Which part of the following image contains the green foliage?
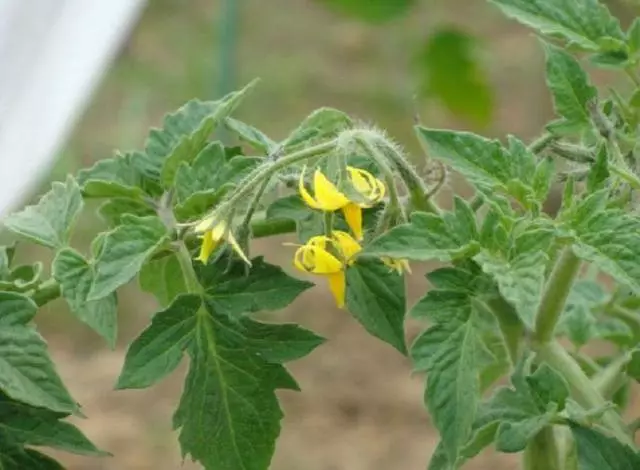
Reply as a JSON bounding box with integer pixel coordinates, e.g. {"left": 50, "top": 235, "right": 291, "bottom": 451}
{"left": 416, "top": 27, "right": 494, "bottom": 126}
{"left": 315, "top": 0, "right": 415, "bottom": 23}
{"left": 571, "top": 423, "right": 640, "bottom": 469}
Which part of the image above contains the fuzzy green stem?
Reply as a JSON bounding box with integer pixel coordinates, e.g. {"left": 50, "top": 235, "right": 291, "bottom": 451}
{"left": 528, "top": 133, "right": 556, "bottom": 154}
{"left": 486, "top": 296, "right": 523, "bottom": 366}
{"left": 218, "top": 139, "right": 337, "bottom": 217}
{"left": 249, "top": 217, "right": 296, "bottom": 238}
{"left": 534, "top": 248, "right": 581, "bottom": 343}
{"left": 26, "top": 278, "right": 61, "bottom": 307}
{"left": 536, "top": 341, "right": 633, "bottom": 447}
{"left": 523, "top": 426, "right": 562, "bottom": 470}
{"left": 609, "top": 163, "right": 640, "bottom": 190}
{"left": 176, "top": 243, "right": 203, "bottom": 294}
{"left": 592, "top": 353, "right": 631, "bottom": 400}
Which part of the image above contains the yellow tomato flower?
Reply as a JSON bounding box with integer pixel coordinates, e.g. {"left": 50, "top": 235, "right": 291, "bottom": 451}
{"left": 298, "top": 166, "right": 385, "bottom": 240}
{"left": 194, "top": 216, "right": 250, "bottom": 265}
{"left": 292, "top": 231, "right": 361, "bottom": 308}
{"left": 380, "top": 257, "right": 412, "bottom": 275}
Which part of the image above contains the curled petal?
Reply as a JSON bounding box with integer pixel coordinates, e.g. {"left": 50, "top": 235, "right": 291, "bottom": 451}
{"left": 312, "top": 169, "right": 350, "bottom": 210}
{"left": 327, "top": 271, "right": 346, "bottom": 308}
{"left": 341, "top": 203, "right": 363, "bottom": 241}
{"left": 298, "top": 167, "right": 322, "bottom": 210}
{"left": 293, "top": 245, "right": 342, "bottom": 275}
{"left": 347, "top": 167, "right": 386, "bottom": 205}
{"left": 194, "top": 214, "right": 216, "bottom": 233}
{"left": 331, "top": 230, "right": 362, "bottom": 262}
{"left": 226, "top": 232, "right": 252, "bottom": 265}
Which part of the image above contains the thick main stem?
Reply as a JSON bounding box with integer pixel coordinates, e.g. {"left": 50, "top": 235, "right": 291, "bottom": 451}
{"left": 486, "top": 296, "right": 523, "bottom": 366}
{"left": 534, "top": 248, "right": 581, "bottom": 343}
{"left": 523, "top": 427, "right": 562, "bottom": 470}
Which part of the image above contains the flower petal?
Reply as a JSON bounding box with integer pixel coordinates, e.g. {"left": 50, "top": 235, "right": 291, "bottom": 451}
{"left": 347, "top": 167, "right": 386, "bottom": 204}
{"left": 331, "top": 231, "right": 362, "bottom": 262}
{"left": 226, "top": 232, "right": 252, "bottom": 265}
{"left": 293, "top": 245, "right": 342, "bottom": 274}
{"left": 313, "top": 169, "right": 350, "bottom": 210}
{"left": 327, "top": 271, "right": 346, "bottom": 308}
{"left": 342, "top": 203, "right": 363, "bottom": 240}
{"left": 298, "top": 167, "right": 322, "bottom": 210}
{"left": 194, "top": 215, "right": 216, "bottom": 233}
{"left": 196, "top": 231, "right": 218, "bottom": 264}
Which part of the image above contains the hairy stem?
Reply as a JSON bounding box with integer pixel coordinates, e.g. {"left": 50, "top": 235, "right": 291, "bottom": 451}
{"left": 523, "top": 426, "right": 562, "bottom": 470}
{"left": 537, "top": 341, "right": 633, "bottom": 447}
{"left": 26, "top": 278, "right": 61, "bottom": 307}
{"left": 592, "top": 352, "right": 631, "bottom": 400}
{"left": 534, "top": 248, "right": 581, "bottom": 343}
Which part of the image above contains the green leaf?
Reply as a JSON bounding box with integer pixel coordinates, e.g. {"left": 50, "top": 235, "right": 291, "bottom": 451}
{"left": 172, "top": 298, "right": 310, "bottom": 470}
{"left": 174, "top": 186, "right": 233, "bottom": 222}
{"left": 283, "top": 107, "right": 352, "bottom": 149}
{"left": 0, "top": 393, "right": 106, "bottom": 456}
{"left": 543, "top": 42, "right": 598, "bottom": 132}
{"left": 53, "top": 248, "right": 118, "bottom": 348}
{"left": 0, "top": 262, "right": 43, "bottom": 292}
{"left": 627, "top": 348, "right": 640, "bottom": 382}
{"left": 139, "top": 253, "right": 187, "bottom": 307}
{"left": 316, "top": 0, "right": 415, "bottom": 23}
{"left": 475, "top": 251, "right": 547, "bottom": 329}
{"left": 489, "top": 0, "right": 625, "bottom": 52}
{"left": 146, "top": 82, "right": 256, "bottom": 187}
{"left": 0, "top": 293, "right": 77, "bottom": 413}
{"left": 0, "top": 436, "right": 65, "bottom": 470}
{"left": 410, "top": 289, "right": 482, "bottom": 463}
{"left": 98, "top": 197, "right": 155, "bottom": 227}
{"left": 174, "top": 142, "right": 260, "bottom": 203}
{"left": 76, "top": 152, "right": 149, "bottom": 199}
{"left": 571, "top": 423, "right": 640, "bottom": 469}
{"left": 224, "top": 118, "right": 277, "bottom": 154}
{"left": 416, "top": 128, "right": 545, "bottom": 208}
{"left": 416, "top": 27, "right": 494, "bottom": 126}
{"left": 3, "top": 176, "right": 83, "bottom": 249}
{"left": 117, "top": 294, "right": 199, "bottom": 389}
{"left": 628, "top": 18, "right": 640, "bottom": 55}
{"left": 266, "top": 195, "right": 309, "bottom": 221}
{"left": 587, "top": 144, "right": 610, "bottom": 192}
{"left": 196, "top": 255, "right": 313, "bottom": 316}
{"left": 365, "top": 198, "right": 479, "bottom": 262}
{"left": 345, "top": 258, "right": 407, "bottom": 354}
{"left": 566, "top": 191, "right": 640, "bottom": 293}
{"left": 558, "top": 280, "right": 608, "bottom": 346}
{"left": 88, "top": 215, "right": 168, "bottom": 300}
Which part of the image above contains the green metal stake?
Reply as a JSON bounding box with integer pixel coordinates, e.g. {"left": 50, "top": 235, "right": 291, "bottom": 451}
{"left": 215, "top": 0, "right": 239, "bottom": 143}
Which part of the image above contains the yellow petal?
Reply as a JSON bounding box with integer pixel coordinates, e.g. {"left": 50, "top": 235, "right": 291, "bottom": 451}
{"left": 313, "top": 169, "right": 350, "bottom": 211}
{"left": 347, "top": 167, "right": 386, "bottom": 205}
{"left": 226, "top": 232, "right": 252, "bottom": 265}
{"left": 342, "top": 203, "right": 363, "bottom": 240}
{"left": 331, "top": 231, "right": 362, "bottom": 262}
{"left": 298, "top": 167, "right": 322, "bottom": 210}
{"left": 327, "top": 271, "right": 346, "bottom": 308}
{"left": 381, "top": 257, "right": 412, "bottom": 275}
{"left": 196, "top": 231, "right": 218, "bottom": 264}
{"left": 293, "top": 245, "right": 342, "bottom": 274}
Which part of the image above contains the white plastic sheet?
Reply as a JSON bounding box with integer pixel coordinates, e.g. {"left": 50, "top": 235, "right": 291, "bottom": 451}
{"left": 0, "top": 0, "right": 146, "bottom": 218}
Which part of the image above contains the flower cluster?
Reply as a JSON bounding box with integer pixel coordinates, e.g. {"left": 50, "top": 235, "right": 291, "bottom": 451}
{"left": 293, "top": 165, "right": 409, "bottom": 307}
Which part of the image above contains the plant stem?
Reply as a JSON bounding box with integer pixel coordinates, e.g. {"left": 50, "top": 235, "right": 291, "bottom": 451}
{"left": 528, "top": 133, "right": 556, "bottom": 154}
{"left": 536, "top": 341, "right": 633, "bottom": 447}
{"left": 486, "top": 296, "right": 523, "bottom": 366}
{"left": 176, "top": 243, "right": 203, "bottom": 294}
{"left": 26, "top": 278, "right": 61, "bottom": 306}
{"left": 249, "top": 217, "right": 296, "bottom": 238}
{"left": 219, "top": 139, "right": 337, "bottom": 216}
{"left": 592, "top": 352, "right": 631, "bottom": 399}
{"left": 625, "top": 67, "right": 640, "bottom": 87}
{"left": 534, "top": 248, "right": 581, "bottom": 343}
{"left": 523, "top": 426, "right": 562, "bottom": 470}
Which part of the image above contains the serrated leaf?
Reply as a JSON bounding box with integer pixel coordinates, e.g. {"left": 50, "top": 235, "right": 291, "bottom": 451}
{"left": 145, "top": 82, "right": 256, "bottom": 187}
{"left": 526, "top": 364, "right": 569, "bottom": 411}
{"left": 365, "top": 202, "right": 479, "bottom": 262}
{"left": 196, "top": 255, "right": 313, "bottom": 316}
{"left": 587, "top": 144, "right": 610, "bottom": 192}
{"left": 283, "top": 107, "right": 352, "bottom": 149}
{"left": 3, "top": 176, "right": 83, "bottom": 249}
{"left": 543, "top": 42, "right": 598, "bottom": 131}
{"left": 475, "top": 251, "right": 547, "bottom": 329}
{"left": 52, "top": 248, "right": 118, "bottom": 348}
{"left": 345, "top": 258, "right": 407, "bottom": 354}
{"left": 174, "top": 186, "right": 233, "bottom": 222}
{"left": 76, "top": 152, "right": 148, "bottom": 199}
{"left": 558, "top": 280, "right": 608, "bottom": 347}
{"left": 316, "top": 0, "right": 415, "bottom": 23}
{"left": 489, "top": 0, "right": 625, "bottom": 52}
{"left": 266, "top": 195, "right": 309, "bottom": 221}
{"left": 0, "top": 262, "right": 43, "bottom": 292}
{"left": 98, "top": 197, "right": 155, "bottom": 227}
{"left": 416, "top": 128, "right": 545, "bottom": 208}
{"left": 0, "top": 393, "right": 106, "bottom": 456}
{"left": 172, "top": 298, "right": 308, "bottom": 470}
{"left": 174, "top": 142, "right": 260, "bottom": 204}
{"left": 0, "top": 293, "right": 77, "bottom": 413}
{"left": 88, "top": 215, "right": 168, "bottom": 300}
{"left": 417, "top": 27, "right": 494, "bottom": 126}
{"left": 117, "top": 294, "right": 199, "bottom": 389}
{"left": 571, "top": 423, "right": 640, "bottom": 469}
{"left": 567, "top": 191, "right": 640, "bottom": 293}
{"left": 410, "top": 289, "right": 481, "bottom": 463}
{"left": 224, "top": 118, "right": 277, "bottom": 154}
{"left": 0, "top": 436, "right": 65, "bottom": 470}
{"left": 139, "top": 253, "right": 187, "bottom": 307}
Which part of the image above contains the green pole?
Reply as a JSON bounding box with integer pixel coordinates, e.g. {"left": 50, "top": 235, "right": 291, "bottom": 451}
{"left": 215, "top": 0, "right": 238, "bottom": 142}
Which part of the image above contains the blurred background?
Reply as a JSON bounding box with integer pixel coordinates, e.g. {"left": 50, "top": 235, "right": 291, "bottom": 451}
{"left": 1, "top": 0, "right": 637, "bottom": 468}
